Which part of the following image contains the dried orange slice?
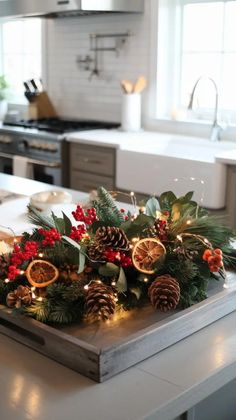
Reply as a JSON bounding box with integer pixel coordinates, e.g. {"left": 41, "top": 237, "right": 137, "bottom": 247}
{"left": 132, "top": 238, "right": 166, "bottom": 274}
{"left": 26, "top": 260, "right": 59, "bottom": 288}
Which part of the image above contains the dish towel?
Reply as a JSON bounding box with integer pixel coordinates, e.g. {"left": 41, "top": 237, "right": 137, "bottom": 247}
{"left": 13, "top": 155, "right": 34, "bottom": 179}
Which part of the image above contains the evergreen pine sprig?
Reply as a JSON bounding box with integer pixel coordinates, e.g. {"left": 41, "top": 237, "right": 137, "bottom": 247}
{"left": 27, "top": 205, "right": 55, "bottom": 229}
{"left": 94, "top": 187, "right": 124, "bottom": 226}
{"left": 25, "top": 296, "right": 84, "bottom": 325}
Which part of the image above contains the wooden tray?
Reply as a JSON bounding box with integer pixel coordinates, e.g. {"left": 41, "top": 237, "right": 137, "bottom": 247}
{"left": 0, "top": 273, "right": 236, "bottom": 382}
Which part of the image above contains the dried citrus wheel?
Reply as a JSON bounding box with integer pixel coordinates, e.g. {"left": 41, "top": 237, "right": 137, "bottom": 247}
{"left": 132, "top": 238, "right": 166, "bottom": 274}
{"left": 26, "top": 259, "right": 59, "bottom": 288}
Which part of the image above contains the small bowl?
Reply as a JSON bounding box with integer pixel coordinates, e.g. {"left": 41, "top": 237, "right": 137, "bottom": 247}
{"left": 30, "top": 190, "right": 72, "bottom": 212}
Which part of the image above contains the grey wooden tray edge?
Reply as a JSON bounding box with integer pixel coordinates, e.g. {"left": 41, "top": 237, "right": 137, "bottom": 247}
{"left": 0, "top": 307, "right": 101, "bottom": 381}
{"left": 0, "top": 279, "right": 236, "bottom": 383}
{"left": 100, "top": 285, "right": 236, "bottom": 381}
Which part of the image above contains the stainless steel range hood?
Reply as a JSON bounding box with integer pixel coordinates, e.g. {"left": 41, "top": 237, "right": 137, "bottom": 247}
{"left": 0, "top": 0, "right": 144, "bottom": 19}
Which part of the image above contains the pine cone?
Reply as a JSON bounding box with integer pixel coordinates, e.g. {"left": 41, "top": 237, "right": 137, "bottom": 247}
{"left": 87, "top": 243, "right": 106, "bottom": 262}
{"left": 85, "top": 282, "right": 116, "bottom": 321}
{"left": 6, "top": 285, "right": 32, "bottom": 309}
{"left": 95, "top": 226, "right": 130, "bottom": 251}
{"left": 0, "top": 254, "right": 10, "bottom": 279}
{"left": 148, "top": 274, "right": 180, "bottom": 312}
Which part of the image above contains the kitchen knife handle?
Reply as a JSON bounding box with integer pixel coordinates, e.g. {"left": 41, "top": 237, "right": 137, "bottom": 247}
{"left": 23, "top": 81, "right": 30, "bottom": 91}
{"left": 30, "top": 79, "right": 38, "bottom": 92}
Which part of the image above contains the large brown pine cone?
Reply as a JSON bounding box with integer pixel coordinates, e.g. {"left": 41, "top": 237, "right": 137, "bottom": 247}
{"left": 87, "top": 243, "right": 106, "bottom": 262}
{"left": 95, "top": 226, "right": 130, "bottom": 251}
{"left": 6, "top": 285, "right": 32, "bottom": 309}
{"left": 85, "top": 282, "right": 116, "bottom": 321}
{"left": 148, "top": 274, "right": 180, "bottom": 312}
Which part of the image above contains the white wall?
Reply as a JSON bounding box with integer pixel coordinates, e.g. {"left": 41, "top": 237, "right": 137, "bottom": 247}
{"left": 46, "top": 1, "right": 151, "bottom": 122}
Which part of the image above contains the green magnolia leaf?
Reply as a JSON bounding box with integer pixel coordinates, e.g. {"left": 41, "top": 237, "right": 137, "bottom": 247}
{"left": 98, "top": 263, "right": 120, "bottom": 277}
{"left": 51, "top": 212, "right": 65, "bottom": 234}
{"left": 62, "top": 235, "right": 81, "bottom": 250}
{"left": 78, "top": 252, "right": 85, "bottom": 274}
{"left": 159, "top": 191, "right": 177, "bottom": 211}
{"left": 130, "top": 286, "right": 142, "bottom": 300}
{"left": 62, "top": 212, "right": 73, "bottom": 236}
{"left": 172, "top": 192, "right": 194, "bottom": 210}
{"left": 116, "top": 267, "right": 127, "bottom": 292}
{"left": 120, "top": 214, "right": 155, "bottom": 239}
{"left": 184, "top": 191, "right": 194, "bottom": 201}
{"left": 145, "top": 197, "right": 160, "bottom": 217}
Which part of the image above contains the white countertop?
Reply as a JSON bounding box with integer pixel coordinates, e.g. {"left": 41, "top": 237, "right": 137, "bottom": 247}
{"left": 0, "top": 174, "right": 236, "bottom": 420}
{"left": 215, "top": 149, "right": 236, "bottom": 164}
{"left": 68, "top": 129, "right": 236, "bottom": 162}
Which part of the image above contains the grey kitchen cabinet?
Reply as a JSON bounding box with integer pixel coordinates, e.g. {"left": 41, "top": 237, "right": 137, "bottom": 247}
{"left": 70, "top": 143, "right": 116, "bottom": 192}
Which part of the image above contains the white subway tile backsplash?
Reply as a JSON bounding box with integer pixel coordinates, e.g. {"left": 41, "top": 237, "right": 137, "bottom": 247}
{"left": 46, "top": 0, "right": 151, "bottom": 122}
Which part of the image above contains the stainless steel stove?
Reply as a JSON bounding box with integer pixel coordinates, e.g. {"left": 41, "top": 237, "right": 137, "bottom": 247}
{"left": 0, "top": 118, "right": 118, "bottom": 186}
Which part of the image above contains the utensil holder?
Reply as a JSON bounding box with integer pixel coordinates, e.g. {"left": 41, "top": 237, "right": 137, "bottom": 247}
{"left": 121, "top": 93, "right": 141, "bottom": 132}
{"left": 28, "top": 92, "right": 57, "bottom": 119}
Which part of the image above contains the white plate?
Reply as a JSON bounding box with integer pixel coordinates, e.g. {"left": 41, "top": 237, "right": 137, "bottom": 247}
{"left": 30, "top": 190, "right": 72, "bottom": 211}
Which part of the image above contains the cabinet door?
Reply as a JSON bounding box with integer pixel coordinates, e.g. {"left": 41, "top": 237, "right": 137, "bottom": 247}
{"left": 70, "top": 143, "right": 115, "bottom": 177}
{"left": 70, "top": 170, "right": 114, "bottom": 192}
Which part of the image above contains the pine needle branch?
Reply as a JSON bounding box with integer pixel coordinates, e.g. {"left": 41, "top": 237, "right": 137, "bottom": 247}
{"left": 94, "top": 187, "right": 124, "bottom": 226}
{"left": 27, "top": 205, "right": 55, "bottom": 229}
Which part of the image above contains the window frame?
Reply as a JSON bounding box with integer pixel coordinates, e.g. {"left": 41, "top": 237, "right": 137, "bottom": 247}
{"left": 145, "top": 0, "right": 236, "bottom": 141}
{"left": 0, "top": 18, "right": 47, "bottom": 106}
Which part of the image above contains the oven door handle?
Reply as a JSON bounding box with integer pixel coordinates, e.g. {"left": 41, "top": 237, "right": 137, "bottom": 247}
{"left": 0, "top": 152, "right": 60, "bottom": 168}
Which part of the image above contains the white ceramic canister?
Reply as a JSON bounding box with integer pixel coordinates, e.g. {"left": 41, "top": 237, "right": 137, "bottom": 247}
{"left": 121, "top": 93, "right": 141, "bottom": 132}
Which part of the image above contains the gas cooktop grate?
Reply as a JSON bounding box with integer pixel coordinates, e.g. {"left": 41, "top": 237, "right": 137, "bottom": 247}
{"left": 4, "top": 118, "right": 119, "bottom": 134}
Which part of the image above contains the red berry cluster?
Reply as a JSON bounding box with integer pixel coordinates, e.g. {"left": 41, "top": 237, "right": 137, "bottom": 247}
{"left": 155, "top": 219, "right": 168, "bottom": 241}
{"left": 120, "top": 208, "right": 129, "bottom": 221}
{"left": 8, "top": 241, "right": 39, "bottom": 280}
{"left": 202, "top": 248, "right": 223, "bottom": 272}
{"left": 8, "top": 266, "right": 21, "bottom": 281}
{"left": 69, "top": 224, "right": 87, "bottom": 242}
{"left": 72, "top": 206, "right": 98, "bottom": 225}
{"left": 11, "top": 241, "right": 38, "bottom": 266}
{"left": 38, "top": 228, "right": 61, "bottom": 247}
{"left": 103, "top": 249, "right": 133, "bottom": 268}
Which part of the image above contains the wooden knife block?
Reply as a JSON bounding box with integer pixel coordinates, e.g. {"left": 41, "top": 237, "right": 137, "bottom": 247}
{"left": 28, "top": 92, "right": 57, "bottom": 119}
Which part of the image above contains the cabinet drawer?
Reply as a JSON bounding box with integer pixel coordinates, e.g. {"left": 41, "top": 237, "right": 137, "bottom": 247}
{"left": 70, "top": 170, "right": 115, "bottom": 192}
{"left": 70, "top": 143, "right": 115, "bottom": 176}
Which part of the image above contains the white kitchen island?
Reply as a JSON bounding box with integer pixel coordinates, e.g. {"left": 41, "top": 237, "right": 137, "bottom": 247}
{"left": 67, "top": 129, "right": 236, "bottom": 228}
{"left": 0, "top": 173, "right": 236, "bottom": 420}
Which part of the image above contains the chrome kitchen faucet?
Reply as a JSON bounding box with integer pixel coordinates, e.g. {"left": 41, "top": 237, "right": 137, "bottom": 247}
{"left": 187, "top": 76, "right": 223, "bottom": 141}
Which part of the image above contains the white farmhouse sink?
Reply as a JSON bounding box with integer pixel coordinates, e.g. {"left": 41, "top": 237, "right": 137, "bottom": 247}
{"left": 116, "top": 135, "right": 235, "bottom": 209}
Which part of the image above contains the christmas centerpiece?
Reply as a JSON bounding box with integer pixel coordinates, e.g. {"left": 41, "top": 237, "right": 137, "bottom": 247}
{"left": 0, "top": 187, "right": 235, "bottom": 326}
